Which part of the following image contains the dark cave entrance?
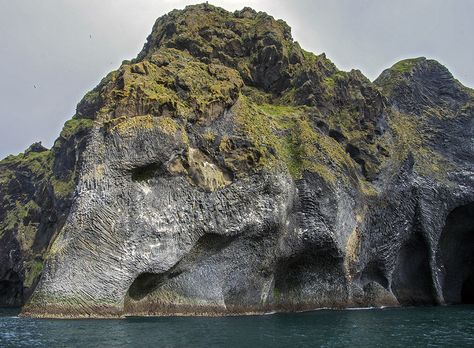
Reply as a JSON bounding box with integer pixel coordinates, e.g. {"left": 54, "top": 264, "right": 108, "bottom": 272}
{"left": 438, "top": 202, "right": 474, "bottom": 304}
{"left": 0, "top": 270, "right": 23, "bottom": 307}
{"left": 273, "top": 247, "right": 348, "bottom": 309}
{"left": 392, "top": 232, "right": 437, "bottom": 305}
{"left": 461, "top": 274, "right": 474, "bottom": 304}
{"left": 127, "top": 272, "right": 167, "bottom": 301}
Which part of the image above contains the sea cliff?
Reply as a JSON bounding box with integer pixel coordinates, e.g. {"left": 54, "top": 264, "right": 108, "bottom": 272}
{"left": 0, "top": 4, "right": 473, "bottom": 318}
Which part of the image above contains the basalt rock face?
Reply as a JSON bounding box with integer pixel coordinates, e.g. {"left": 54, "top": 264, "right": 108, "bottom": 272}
{"left": 0, "top": 123, "right": 91, "bottom": 307}
{"left": 0, "top": 4, "right": 473, "bottom": 317}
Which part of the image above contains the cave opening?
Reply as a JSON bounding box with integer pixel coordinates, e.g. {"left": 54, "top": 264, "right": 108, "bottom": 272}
{"left": 0, "top": 270, "right": 23, "bottom": 307}
{"left": 359, "top": 260, "right": 389, "bottom": 290}
{"left": 131, "top": 163, "right": 165, "bottom": 182}
{"left": 127, "top": 272, "right": 167, "bottom": 301}
{"left": 461, "top": 274, "right": 474, "bottom": 304}
{"left": 273, "top": 247, "right": 348, "bottom": 309}
{"left": 392, "top": 232, "right": 437, "bottom": 305}
{"left": 438, "top": 202, "right": 474, "bottom": 304}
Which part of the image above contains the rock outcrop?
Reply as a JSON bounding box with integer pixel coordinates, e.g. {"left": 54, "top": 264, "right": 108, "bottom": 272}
{"left": 0, "top": 4, "right": 473, "bottom": 318}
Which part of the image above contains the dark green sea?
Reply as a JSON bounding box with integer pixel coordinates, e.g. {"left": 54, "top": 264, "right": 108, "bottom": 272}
{"left": 1, "top": 305, "right": 473, "bottom": 347}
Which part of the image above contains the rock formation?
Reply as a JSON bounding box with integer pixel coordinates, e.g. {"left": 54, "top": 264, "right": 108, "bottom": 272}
{"left": 0, "top": 4, "right": 473, "bottom": 318}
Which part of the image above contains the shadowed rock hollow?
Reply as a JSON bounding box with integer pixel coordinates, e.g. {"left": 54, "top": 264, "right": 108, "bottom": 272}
{"left": 0, "top": 4, "right": 473, "bottom": 318}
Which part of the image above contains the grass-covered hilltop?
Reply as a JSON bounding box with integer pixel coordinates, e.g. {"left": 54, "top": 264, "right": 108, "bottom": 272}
{"left": 1, "top": 4, "right": 474, "bottom": 317}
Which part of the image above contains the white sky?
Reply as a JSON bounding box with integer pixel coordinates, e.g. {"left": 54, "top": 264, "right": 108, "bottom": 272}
{"left": 1, "top": 0, "right": 473, "bottom": 159}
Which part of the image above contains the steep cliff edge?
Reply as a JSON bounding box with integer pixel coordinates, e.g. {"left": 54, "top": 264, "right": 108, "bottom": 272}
{"left": 0, "top": 4, "right": 473, "bottom": 318}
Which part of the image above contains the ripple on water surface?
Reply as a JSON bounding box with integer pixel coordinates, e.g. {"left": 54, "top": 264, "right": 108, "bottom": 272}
{"left": 1, "top": 305, "right": 474, "bottom": 347}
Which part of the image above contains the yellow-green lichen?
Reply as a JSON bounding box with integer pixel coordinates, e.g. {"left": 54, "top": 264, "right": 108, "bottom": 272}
{"left": 111, "top": 115, "right": 156, "bottom": 134}
{"left": 232, "top": 96, "right": 356, "bottom": 184}
{"left": 203, "top": 130, "right": 216, "bottom": 143}
{"left": 98, "top": 48, "right": 243, "bottom": 123}
{"left": 60, "top": 118, "right": 94, "bottom": 139}
{"left": 52, "top": 177, "right": 76, "bottom": 198}
{"left": 157, "top": 116, "right": 179, "bottom": 135}
{"left": 24, "top": 260, "right": 44, "bottom": 288}
{"left": 389, "top": 111, "right": 453, "bottom": 180}
{"left": 169, "top": 148, "right": 232, "bottom": 191}
{"left": 389, "top": 58, "right": 424, "bottom": 74}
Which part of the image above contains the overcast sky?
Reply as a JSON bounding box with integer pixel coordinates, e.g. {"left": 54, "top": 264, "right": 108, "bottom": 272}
{"left": 1, "top": 0, "right": 473, "bottom": 159}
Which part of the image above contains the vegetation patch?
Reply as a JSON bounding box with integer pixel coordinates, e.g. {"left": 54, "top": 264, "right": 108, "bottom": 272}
{"left": 24, "top": 260, "right": 44, "bottom": 288}
{"left": 232, "top": 95, "right": 357, "bottom": 184}
{"left": 157, "top": 116, "right": 179, "bottom": 135}
{"left": 389, "top": 58, "right": 424, "bottom": 74}
{"left": 60, "top": 118, "right": 94, "bottom": 139}
{"left": 111, "top": 115, "right": 156, "bottom": 135}
{"left": 389, "top": 111, "right": 452, "bottom": 179}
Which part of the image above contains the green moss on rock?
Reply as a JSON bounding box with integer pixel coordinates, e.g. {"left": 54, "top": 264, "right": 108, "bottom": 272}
{"left": 24, "top": 260, "right": 44, "bottom": 288}
{"left": 388, "top": 111, "right": 452, "bottom": 180}
{"left": 232, "top": 95, "right": 356, "bottom": 184}
{"left": 60, "top": 118, "right": 94, "bottom": 139}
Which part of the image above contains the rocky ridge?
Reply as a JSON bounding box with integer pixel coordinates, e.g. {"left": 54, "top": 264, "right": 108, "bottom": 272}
{"left": 0, "top": 4, "right": 473, "bottom": 317}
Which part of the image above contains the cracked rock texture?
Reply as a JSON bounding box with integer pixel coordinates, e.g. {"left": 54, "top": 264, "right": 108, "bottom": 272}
{"left": 0, "top": 4, "right": 473, "bottom": 318}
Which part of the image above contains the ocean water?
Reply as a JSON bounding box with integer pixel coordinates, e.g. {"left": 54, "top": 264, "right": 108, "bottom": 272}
{"left": 0, "top": 305, "right": 473, "bottom": 347}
